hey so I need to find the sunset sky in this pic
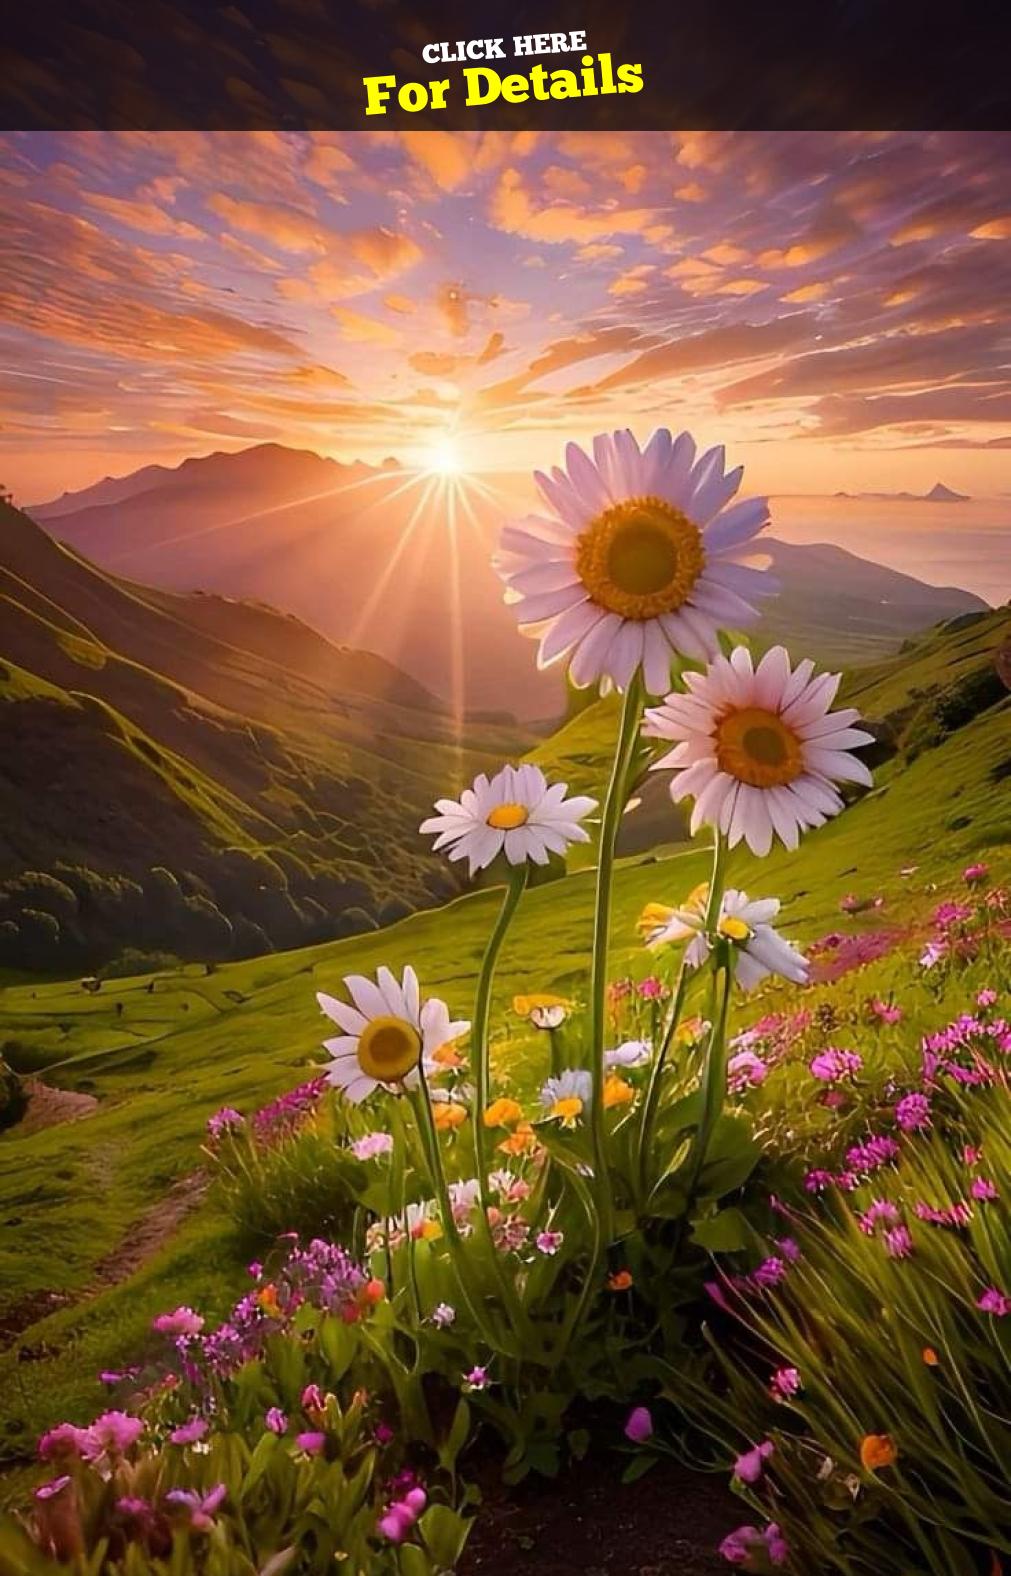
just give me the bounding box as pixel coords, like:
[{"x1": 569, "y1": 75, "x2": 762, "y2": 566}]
[{"x1": 2, "y1": 129, "x2": 1010, "y2": 504}]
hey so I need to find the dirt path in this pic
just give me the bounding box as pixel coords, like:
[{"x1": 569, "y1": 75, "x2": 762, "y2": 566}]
[
  {"x1": 16, "y1": 1077, "x2": 98, "y2": 1135},
  {"x1": 0, "y1": 1169, "x2": 208, "y2": 1353},
  {"x1": 86, "y1": 1169, "x2": 208, "y2": 1292}
]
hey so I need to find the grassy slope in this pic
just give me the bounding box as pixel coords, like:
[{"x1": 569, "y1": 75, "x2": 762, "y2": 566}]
[
  {"x1": 0, "y1": 502, "x2": 534, "y2": 951},
  {"x1": 1, "y1": 650, "x2": 1007, "y2": 1460}
]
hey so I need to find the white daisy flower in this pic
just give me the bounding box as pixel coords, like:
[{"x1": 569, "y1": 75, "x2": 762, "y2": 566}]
[
  {"x1": 496, "y1": 429, "x2": 774, "y2": 696},
  {"x1": 645, "y1": 645, "x2": 874, "y2": 856},
  {"x1": 420, "y1": 763, "x2": 596, "y2": 876},
  {"x1": 539, "y1": 1068, "x2": 592, "y2": 1127},
  {"x1": 317, "y1": 966, "x2": 469, "y2": 1104},
  {"x1": 604, "y1": 1039, "x2": 653, "y2": 1069},
  {"x1": 642, "y1": 887, "x2": 808, "y2": 991}
]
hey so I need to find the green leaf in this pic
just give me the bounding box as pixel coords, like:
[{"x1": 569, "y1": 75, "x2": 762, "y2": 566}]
[
  {"x1": 691, "y1": 1206, "x2": 750, "y2": 1252},
  {"x1": 241, "y1": 1431, "x2": 280, "y2": 1500},
  {"x1": 438, "y1": 1396, "x2": 472, "y2": 1473},
  {"x1": 418, "y1": 1503, "x2": 470, "y2": 1567},
  {"x1": 621, "y1": 1452, "x2": 657, "y2": 1484}
]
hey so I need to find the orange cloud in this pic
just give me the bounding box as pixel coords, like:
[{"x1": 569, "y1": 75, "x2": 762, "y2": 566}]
[
  {"x1": 82, "y1": 191, "x2": 205, "y2": 239},
  {"x1": 208, "y1": 193, "x2": 328, "y2": 254},
  {"x1": 401, "y1": 131, "x2": 474, "y2": 191},
  {"x1": 489, "y1": 167, "x2": 654, "y2": 244}
]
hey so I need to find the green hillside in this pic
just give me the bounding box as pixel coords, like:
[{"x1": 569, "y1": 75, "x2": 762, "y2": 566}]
[
  {"x1": 528, "y1": 605, "x2": 1011, "y2": 867},
  {"x1": 0, "y1": 609, "x2": 1007, "y2": 1464},
  {"x1": 0, "y1": 502, "x2": 532, "y2": 971}
]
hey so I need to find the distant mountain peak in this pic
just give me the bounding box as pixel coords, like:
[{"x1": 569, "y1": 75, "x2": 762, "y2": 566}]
[{"x1": 925, "y1": 481, "x2": 969, "y2": 502}]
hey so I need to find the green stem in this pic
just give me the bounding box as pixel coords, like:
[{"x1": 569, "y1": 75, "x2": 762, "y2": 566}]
[
  {"x1": 635, "y1": 959, "x2": 689, "y2": 1201},
  {"x1": 472, "y1": 863, "x2": 528, "y2": 1218},
  {"x1": 589, "y1": 671, "x2": 645, "y2": 1226},
  {"x1": 682, "y1": 954, "x2": 734, "y2": 1204},
  {"x1": 411, "y1": 1073, "x2": 515, "y2": 1355}
]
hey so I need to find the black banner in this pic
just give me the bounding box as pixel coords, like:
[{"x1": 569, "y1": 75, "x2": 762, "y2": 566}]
[{"x1": 3, "y1": 0, "x2": 1010, "y2": 130}]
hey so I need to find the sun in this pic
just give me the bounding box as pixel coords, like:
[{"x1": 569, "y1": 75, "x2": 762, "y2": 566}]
[{"x1": 425, "y1": 436, "x2": 463, "y2": 476}]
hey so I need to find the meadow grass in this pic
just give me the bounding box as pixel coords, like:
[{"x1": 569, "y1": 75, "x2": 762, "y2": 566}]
[{"x1": 0, "y1": 686, "x2": 1007, "y2": 1466}]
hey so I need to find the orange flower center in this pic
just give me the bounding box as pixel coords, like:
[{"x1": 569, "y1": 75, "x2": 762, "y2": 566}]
[
  {"x1": 575, "y1": 495, "x2": 705, "y2": 620},
  {"x1": 715, "y1": 706, "x2": 803, "y2": 788},
  {"x1": 488, "y1": 802, "x2": 529, "y2": 830}
]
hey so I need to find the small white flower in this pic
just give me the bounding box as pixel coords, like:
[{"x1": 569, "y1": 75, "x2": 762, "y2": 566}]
[
  {"x1": 496, "y1": 428, "x2": 775, "y2": 695},
  {"x1": 421, "y1": 764, "x2": 596, "y2": 876},
  {"x1": 531, "y1": 1003, "x2": 567, "y2": 1029},
  {"x1": 645, "y1": 645, "x2": 874, "y2": 856},
  {"x1": 604, "y1": 1039, "x2": 653, "y2": 1069},
  {"x1": 642, "y1": 888, "x2": 808, "y2": 991},
  {"x1": 318, "y1": 966, "x2": 469, "y2": 1104}
]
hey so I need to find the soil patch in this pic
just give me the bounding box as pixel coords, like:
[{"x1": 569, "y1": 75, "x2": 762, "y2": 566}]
[
  {"x1": 16, "y1": 1077, "x2": 98, "y2": 1135},
  {"x1": 460, "y1": 1452, "x2": 737, "y2": 1575}
]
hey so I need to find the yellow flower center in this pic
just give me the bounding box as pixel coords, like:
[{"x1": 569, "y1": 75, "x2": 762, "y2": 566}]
[
  {"x1": 550, "y1": 1096, "x2": 584, "y2": 1127},
  {"x1": 575, "y1": 496, "x2": 705, "y2": 620},
  {"x1": 487, "y1": 802, "x2": 530, "y2": 830},
  {"x1": 717, "y1": 915, "x2": 751, "y2": 942},
  {"x1": 356, "y1": 1015, "x2": 422, "y2": 1082},
  {"x1": 715, "y1": 707, "x2": 803, "y2": 788}
]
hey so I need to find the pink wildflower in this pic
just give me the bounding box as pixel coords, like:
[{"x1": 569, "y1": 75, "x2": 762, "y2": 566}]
[
  {"x1": 728, "y1": 1049, "x2": 768, "y2": 1093},
  {"x1": 464, "y1": 1365, "x2": 490, "y2": 1391},
  {"x1": 870, "y1": 998, "x2": 903, "y2": 1024},
  {"x1": 971, "y1": 1177, "x2": 999, "y2": 1201},
  {"x1": 638, "y1": 976, "x2": 666, "y2": 1000},
  {"x1": 963, "y1": 863, "x2": 989, "y2": 885},
  {"x1": 351, "y1": 1131, "x2": 395, "y2": 1161},
  {"x1": 38, "y1": 1424, "x2": 88, "y2": 1462},
  {"x1": 206, "y1": 1107, "x2": 244, "y2": 1140},
  {"x1": 733, "y1": 1440, "x2": 774, "y2": 1484},
  {"x1": 978, "y1": 1287, "x2": 1011, "y2": 1316},
  {"x1": 624, "y1": 1406, "x2": 653, "y2": 1444},
  {"x1": 895, "y1": 1092, "x2": 931, "y2": 1132},
  {"x1": 977, "y1": 989, "x2": 997, "y2": 1009},
  {"x1": 859, "y1": 1199, "x2": 900, "y2": 1235},
  {"x1": 296, "y1": 1431, "x2": 327, "y2": 1455},
  {"x1": 378, "y1": 1486, "x2": 426, "y2": 1543},
  {"x1": 264, "y1": 1407, "x2": 287, "y2": 1435},
  {"x1": 770, "y1": 1366, "x2": 800, "y2": 1402},
  {"x1": 720, "y1": 1522, "x2": 789, "y2": 1568},
  {"x1": 169, "y1": 1417, "x2": 207, "y2": 1446},
  {"x1": 883, "y1": 1225, "x2": 914, "y2": 1259},
  {"x1": 152, "y1": 1306, "x2": 204, "y2": 1338},
  {"x1": 78, "y1": 1412, "x2": 144, "y2": 1476},
  {"x1": 536, "y1": 1229, "x2": 564, "y2": 1255},
  {"x1": 809, "y1": 1047, "x2": 863, "y2": 1082},
  {"x1": 165, "y1": 1484, "x2": 227, "y2": 1533}
]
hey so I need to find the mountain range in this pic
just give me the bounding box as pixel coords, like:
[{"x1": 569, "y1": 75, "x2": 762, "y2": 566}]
[
  {"x1": 0, "y1": 498, "x2": 530, "y2": 972},
  {"x1": 28, "y1": 445, "x2": 987, "y2": 716}
]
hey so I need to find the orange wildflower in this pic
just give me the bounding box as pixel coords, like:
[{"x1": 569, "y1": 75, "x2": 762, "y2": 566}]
[
  {"x1": 433, "y1": 1101, "x2": 467, "y2": 1131},
  {"x1": 258, "y1": 1284, "x2": 281, "y2": 1317},
  {"x1": 922, "y1": 1347, "x2": 939, "y2": 1367},
  {"x1": 603, "y1": 1074, "x2": 635, "y2": 1109},
  {"x1": 607, "y1": 1269, "x2": 634, "y2": 1292},
  {"x1": 498, "y1": 1121, "x2": 536, "y2": 1156},
  {"x1": 860, "y1": 1434, "x2": 898, "y2": 1471},
  {"x1": 432, "y1": 1040, "x2": 467, "y2": 1069},
  {"x1": 484, "y1": 1097, "x2": 524, "y2": 1128}
]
